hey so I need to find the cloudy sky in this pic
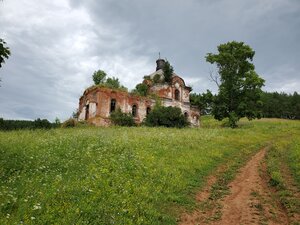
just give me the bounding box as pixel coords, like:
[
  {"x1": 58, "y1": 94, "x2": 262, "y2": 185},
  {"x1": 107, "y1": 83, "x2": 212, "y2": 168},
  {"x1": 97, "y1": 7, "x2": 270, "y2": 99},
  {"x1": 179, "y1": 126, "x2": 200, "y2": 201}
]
[{"x1": 0, "y1": 0, "x2": 299, "y2": 121}]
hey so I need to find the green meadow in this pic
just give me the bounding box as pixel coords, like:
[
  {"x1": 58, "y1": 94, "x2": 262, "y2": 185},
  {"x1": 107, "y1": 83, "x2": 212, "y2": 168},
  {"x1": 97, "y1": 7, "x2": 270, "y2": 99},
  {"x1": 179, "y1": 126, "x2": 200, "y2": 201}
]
[{"x1": 0, "y1": 117, "x2": 300, "y2": 224}]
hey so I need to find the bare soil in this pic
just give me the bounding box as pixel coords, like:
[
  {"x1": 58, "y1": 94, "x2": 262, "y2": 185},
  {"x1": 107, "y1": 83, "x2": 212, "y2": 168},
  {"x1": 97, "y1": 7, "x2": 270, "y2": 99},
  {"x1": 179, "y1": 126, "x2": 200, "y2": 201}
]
[{"x1": 179, "y1": 148, "x2": 290, "y2": 225}]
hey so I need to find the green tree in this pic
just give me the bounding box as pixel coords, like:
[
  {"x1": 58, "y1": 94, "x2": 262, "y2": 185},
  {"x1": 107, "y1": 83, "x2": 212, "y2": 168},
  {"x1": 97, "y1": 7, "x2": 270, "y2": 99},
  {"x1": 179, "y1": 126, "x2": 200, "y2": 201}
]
[
  {"x1": 132, "y1": 83, "x2": 148, "y2": 96},
  {"x1": 206, "y1": 41, "x2": 265, "y2": 128},
  {"x1": 163, "y1": 61, "x2": 174, "y2": 83},
  {"x1": 93, "y1": 70, "x2": 107, "y2": 85},
  {"x1": 190, "y1": 90, "x2": 214, "y2": 115},
  {"x1": 0, "y1": 38, "x2": 11, "y2": 85},
  {"x1": 0, "y1": 38, "x2": 10, "y2": 68},
  {"x1": 106, "y1": 77, "x2": 120, "y2": 88},
  {"x1": 260, "y1": 91, "x2": 300, "y2": 120}
]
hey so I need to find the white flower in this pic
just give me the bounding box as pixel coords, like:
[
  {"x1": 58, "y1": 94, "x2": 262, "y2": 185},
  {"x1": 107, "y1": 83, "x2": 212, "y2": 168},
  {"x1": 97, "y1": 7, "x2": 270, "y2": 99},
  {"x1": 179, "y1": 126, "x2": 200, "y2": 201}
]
[{"x1": 33, "y1": 203, "x2": 41, "y2": 210}]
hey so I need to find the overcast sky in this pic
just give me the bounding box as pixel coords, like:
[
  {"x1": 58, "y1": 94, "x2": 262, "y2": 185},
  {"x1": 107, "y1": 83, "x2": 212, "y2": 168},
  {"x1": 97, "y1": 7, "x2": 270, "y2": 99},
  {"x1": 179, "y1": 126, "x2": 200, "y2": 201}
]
[{"x1": 0, "y1": 0, "x2": 299, "y2": 121}]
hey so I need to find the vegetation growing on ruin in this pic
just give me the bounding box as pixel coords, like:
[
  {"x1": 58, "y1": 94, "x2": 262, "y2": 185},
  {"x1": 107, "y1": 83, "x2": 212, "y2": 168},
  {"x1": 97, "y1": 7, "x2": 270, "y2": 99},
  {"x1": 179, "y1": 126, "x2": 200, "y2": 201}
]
[
  {"x1": 1, "y1": 117, "x2": 299, "y2": 224},
  {"x1": 110, "y1": 108, "x2": 136, "y2": 126},
  {"x1": 131, "y1": 83, "x2": 149, "y2": 96},
  {"x1": 144, "y1": 106, "x2": 189, "y2": 128},
  {"x1": 163, "y1": 61, "x2": 174, "y2": 83},
  {"x1": 91, "y1": 69, "x2": 128, "y2": 92}
]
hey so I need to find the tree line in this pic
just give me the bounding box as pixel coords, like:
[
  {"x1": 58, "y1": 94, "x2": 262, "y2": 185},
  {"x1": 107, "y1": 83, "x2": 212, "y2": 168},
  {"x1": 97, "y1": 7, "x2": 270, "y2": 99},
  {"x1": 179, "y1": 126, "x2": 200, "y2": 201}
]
[
  {"x1": 0, "y1": 118, "x2": 61, "y2": 131},
  {"x1": 190, "y1": 91, "x2": 300, "y2": 120}
]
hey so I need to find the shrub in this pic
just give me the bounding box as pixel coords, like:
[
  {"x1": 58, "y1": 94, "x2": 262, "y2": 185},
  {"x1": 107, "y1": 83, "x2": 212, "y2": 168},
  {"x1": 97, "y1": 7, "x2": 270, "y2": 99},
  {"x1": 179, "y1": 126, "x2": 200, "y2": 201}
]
[
  {"x1": 61, "y1": 118, "x2": 76, "y2": 128},
  {"x1": 110, "y1": 108, "x2": 135, "y2": 126},
  {"x1": 145, "y1": 106, "x2": 188, "y2": 128},
  {"x1": 153, "y1": 74, "x2": 161, "y2": 84},
  {"x1": 132, "y1": 83, "x2": 148, "y2": 96},
  {"x1": 106, "y1": 77, "x2": 121, "y2": 89}
]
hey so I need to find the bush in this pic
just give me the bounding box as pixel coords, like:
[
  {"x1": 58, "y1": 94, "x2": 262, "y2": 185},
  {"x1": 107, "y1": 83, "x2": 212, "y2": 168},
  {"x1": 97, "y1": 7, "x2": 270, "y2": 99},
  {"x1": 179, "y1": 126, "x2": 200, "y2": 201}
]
[
  {"x1": 61, "y1": 118, "x2": 77, "y2": 128},
  {"x1": 110, "y1": 108, "x2": 135, "y2": 126},
  {"x1": 145, "y1": 106, "x2": 188, "y2": 128},
  {"x1": 132, "y1": 83, "x2": 148, "y2": 96},
  {"x1": 153, "y1": 74, "x2": 161, "y2": 84}
]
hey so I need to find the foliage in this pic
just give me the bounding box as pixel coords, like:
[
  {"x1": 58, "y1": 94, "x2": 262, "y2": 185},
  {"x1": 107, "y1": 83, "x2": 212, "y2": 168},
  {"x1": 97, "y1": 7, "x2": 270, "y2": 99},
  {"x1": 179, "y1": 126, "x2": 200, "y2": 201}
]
[
  {"x1": 261, "y1": 91, "x2": 300, "y2": 120},
  {"x1": 132, "y1": 83, "x2": 148, "y2": 96},
  {"x1": 0, "y1": 38, "x2": 10, "y2": 68},
  {"x1": 206, "y1": 41, "x2": 265, "y2": 128},
  {"x1": 0, "y1": 118, "x2": 53, "y2": 130},
  {"x1": 0, "y1": 119, "x2": 299, "y2": 224},
  {"x1": 33, "y1": 118, "x2": 52, "y2": 129},
  {"x1": 61, "y1": 118, "x2": 76, "y2": 128},
  {"x1": 163, "y1": 61, "x2": 174, "y2": 83},
  {"x1": 192, "y1": 90, "x2": 300, "y2": 120},
  {"x1": 91, "y1": 70, "x2": 127, "y2": 91},
  {"x1": 105, "y1": 77, "x2": 121, "y2": 89},
  {"x1": 153, "y1": 74, "x2": 161, "y2": 84},
  {"x1": 110, "y1": 108, "x2": 135, "y2": 126},
  {"x1": 92, "y1": 70, "x2": 107, "y2": 85},
  {"x1": 190, "y1": 90, "x2": 213, "y2": 115},
  {"x1": 145, "y1": 106, "x2": 188, "y2": 128},
  {"x1": 143, "y1": 75, "x2": 151, "y2": 81}
]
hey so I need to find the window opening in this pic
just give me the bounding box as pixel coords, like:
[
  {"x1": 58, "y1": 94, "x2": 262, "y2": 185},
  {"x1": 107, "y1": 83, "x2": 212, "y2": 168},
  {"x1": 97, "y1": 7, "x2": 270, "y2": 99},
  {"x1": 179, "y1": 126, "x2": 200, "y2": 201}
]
[{"x1": 110, "y1": 99, "x2": 116, "y2": 113}]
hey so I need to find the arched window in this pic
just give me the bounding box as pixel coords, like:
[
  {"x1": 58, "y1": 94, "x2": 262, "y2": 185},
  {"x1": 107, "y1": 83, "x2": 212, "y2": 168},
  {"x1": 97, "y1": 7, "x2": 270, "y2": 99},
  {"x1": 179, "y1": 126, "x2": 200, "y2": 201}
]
[
  {"x1": 132, "y1": 105, "x2": 137, "y2": 117},
  {"x1": 175, "y1": 89, "x2": 180, "y2": 100},
  {"x1": 146, "y1": 107, "x2": 151, "y2": 115},
  {"x1": 110, "y1": 99, "x2": 116, "y2": 113},
  {"x1": 184, "y1": 112, "x2": 188, "y2": 118}
]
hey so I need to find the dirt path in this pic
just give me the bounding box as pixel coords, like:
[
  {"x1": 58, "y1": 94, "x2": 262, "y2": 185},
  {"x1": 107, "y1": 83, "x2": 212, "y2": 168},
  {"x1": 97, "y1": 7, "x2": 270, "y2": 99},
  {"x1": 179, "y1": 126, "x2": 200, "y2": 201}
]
[{"x1": 180, "y1": 148, "x2": 289, "y2": 225}]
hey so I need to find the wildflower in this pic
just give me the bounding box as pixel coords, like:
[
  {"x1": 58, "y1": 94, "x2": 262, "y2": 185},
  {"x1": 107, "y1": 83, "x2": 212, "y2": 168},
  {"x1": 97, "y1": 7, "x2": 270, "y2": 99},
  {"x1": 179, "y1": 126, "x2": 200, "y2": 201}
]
[{"x1": 33, "y1": 203, "x2": 41, "y2": 210}]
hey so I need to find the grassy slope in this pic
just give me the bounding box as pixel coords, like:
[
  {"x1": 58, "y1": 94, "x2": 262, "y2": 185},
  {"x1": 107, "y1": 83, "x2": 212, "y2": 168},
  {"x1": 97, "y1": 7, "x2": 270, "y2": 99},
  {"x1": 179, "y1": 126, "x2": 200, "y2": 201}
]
[
  {"x1": 265, "y1": 122, "x2": 300, "y2": 224},
  {"x1": 0, "y1": 117, "x2": 299, "y2": 224}
]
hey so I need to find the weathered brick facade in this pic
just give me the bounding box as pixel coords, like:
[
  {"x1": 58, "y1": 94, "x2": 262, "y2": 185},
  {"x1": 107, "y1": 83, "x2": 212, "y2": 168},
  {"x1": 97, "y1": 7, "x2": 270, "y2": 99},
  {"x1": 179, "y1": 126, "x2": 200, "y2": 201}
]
[{"x1": 78, "y1": 59, "x2": 200, "y2": 126}]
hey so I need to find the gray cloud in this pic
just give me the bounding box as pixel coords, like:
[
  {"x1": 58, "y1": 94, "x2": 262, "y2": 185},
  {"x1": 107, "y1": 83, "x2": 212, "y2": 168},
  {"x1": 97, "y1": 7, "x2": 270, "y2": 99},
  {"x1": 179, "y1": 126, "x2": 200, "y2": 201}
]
[{"x1": 0, "y1": 0, "x2": 299, "y2": 121}]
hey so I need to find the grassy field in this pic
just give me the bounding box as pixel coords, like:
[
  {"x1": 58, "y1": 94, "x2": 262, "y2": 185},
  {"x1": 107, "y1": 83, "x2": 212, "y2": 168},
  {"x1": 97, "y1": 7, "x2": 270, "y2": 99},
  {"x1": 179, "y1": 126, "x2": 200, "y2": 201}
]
[{"x1": 0, "y1": 117, "x2": 300, "y2": 224}]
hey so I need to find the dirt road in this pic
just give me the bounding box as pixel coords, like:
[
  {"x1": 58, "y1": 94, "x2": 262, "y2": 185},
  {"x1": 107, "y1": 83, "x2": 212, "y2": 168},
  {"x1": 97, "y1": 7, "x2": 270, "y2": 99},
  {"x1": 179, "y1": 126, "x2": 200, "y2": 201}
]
[{"x1": 180, "y1": 148, "x2": 289, "y2": 225}]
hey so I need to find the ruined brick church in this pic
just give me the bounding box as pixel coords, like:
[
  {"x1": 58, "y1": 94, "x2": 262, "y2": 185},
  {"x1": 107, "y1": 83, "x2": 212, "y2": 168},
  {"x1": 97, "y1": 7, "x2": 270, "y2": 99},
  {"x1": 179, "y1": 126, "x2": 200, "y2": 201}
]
[{"x1": 78, "y1": 59, "x2": 200, "y2": 126}]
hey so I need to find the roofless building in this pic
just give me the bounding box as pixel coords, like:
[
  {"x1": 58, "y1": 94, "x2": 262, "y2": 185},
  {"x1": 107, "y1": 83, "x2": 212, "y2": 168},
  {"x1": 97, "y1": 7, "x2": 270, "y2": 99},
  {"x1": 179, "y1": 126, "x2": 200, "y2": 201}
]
[{"x1": 78, "y1": 59, "x2": 200, "y2": 126}]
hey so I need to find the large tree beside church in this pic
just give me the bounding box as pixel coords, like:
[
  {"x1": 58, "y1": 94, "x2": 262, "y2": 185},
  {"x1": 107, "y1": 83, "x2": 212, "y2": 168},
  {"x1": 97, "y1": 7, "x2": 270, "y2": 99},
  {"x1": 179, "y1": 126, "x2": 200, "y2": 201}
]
[{"x1": 206, "y1": 41, "x2": 265, "y2": 128}]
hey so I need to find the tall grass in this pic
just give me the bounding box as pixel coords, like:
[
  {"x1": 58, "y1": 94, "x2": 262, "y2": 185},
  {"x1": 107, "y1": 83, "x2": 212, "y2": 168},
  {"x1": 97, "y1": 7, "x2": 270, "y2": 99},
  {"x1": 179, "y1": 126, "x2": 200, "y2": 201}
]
[{"x1": 0, "y1": 118, "x2": 299, "y2": 224}]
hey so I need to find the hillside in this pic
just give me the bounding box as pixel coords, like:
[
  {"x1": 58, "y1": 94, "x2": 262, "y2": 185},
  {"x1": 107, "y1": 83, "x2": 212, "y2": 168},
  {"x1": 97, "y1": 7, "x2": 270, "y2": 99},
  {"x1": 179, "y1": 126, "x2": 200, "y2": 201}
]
[{"x1": 0, "y1": 117, "x2": 299, "y2": 224}]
